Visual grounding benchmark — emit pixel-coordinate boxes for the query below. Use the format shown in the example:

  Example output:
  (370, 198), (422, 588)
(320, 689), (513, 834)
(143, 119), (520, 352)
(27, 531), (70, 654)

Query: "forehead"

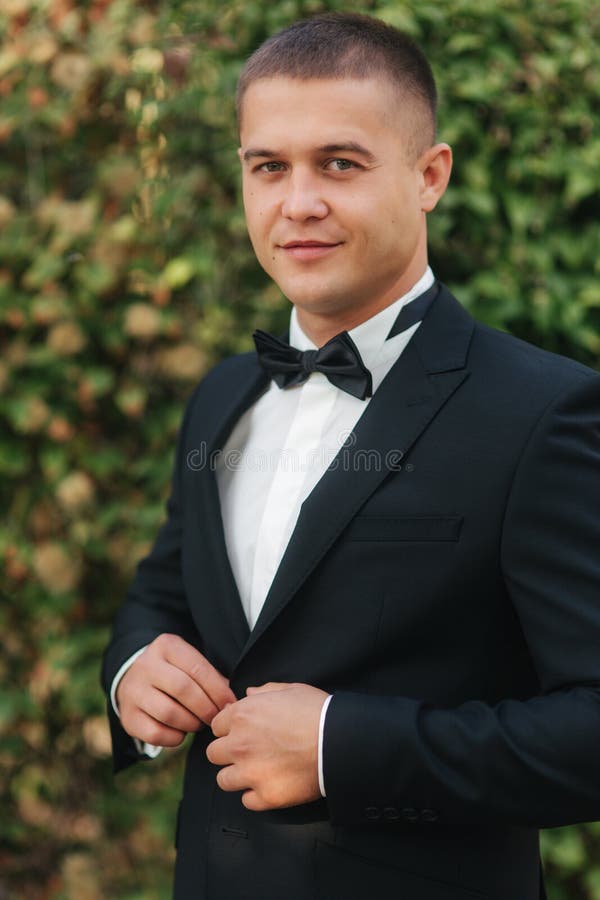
(239, 75), (407, 147)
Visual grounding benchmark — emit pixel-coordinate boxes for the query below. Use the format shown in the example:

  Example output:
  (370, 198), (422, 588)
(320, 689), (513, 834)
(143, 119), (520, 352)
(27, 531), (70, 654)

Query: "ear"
(237, 146), (243, 164)
(418, 143), (452, 212)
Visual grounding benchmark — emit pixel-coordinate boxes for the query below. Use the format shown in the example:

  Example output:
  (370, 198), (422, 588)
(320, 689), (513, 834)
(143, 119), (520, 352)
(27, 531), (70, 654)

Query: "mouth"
(279, 240), (342, 260)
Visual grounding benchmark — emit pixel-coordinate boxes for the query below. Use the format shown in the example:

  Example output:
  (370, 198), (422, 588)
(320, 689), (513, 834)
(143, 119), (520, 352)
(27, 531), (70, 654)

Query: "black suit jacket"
(102, 285), (600, 900)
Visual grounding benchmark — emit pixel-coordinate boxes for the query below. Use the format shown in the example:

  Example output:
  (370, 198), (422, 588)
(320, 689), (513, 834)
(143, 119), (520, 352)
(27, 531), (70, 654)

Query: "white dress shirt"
(111, 267), (435, 788)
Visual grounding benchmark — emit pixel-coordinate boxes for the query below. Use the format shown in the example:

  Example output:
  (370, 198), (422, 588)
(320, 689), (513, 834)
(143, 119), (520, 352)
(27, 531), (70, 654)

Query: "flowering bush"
(0, 0), (598, 896)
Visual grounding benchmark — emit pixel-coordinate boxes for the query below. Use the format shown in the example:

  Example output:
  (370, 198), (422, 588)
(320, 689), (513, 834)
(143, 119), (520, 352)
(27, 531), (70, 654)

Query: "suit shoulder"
(202, 350), (259, 383)
(185, 350), (260, 401)
(469, 319), (599, 396)
(176, 349), (267, 446)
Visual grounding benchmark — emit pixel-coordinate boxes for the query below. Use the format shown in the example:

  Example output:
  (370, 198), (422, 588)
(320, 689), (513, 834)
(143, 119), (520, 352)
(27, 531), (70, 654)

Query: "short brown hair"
(236, 13), (437, 151)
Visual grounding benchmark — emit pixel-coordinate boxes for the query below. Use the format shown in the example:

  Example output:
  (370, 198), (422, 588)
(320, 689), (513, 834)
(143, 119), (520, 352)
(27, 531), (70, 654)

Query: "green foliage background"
(0, 0), (598, 896)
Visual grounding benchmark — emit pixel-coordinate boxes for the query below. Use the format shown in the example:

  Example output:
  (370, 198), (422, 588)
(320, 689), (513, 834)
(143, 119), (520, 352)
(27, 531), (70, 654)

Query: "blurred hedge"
(0, 0), (598, 897)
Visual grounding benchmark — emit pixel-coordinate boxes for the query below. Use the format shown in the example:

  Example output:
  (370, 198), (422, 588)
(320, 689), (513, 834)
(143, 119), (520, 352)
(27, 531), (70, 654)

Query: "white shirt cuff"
(318, 694), (333, 797)
(133, 737), (163, 758)
(110, 645), (162, 759)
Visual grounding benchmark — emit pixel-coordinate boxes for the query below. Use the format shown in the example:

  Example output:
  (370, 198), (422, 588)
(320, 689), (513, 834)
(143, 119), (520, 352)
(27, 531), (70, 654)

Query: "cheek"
(245, 194), (274, 235)
(347, 189), (405, 242)
(244, 211), (269, 254)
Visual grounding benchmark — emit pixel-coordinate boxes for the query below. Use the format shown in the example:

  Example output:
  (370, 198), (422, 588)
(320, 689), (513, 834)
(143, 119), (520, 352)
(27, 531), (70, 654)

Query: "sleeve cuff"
(109, 646), (149, 716)
(133, 737), (163, 758)
(318, 694), (333, 797)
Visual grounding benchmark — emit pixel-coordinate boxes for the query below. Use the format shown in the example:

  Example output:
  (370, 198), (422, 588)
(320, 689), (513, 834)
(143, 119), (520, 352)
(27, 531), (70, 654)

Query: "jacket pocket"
(345, 515), (463, 542)
(314, 840), (486, 900)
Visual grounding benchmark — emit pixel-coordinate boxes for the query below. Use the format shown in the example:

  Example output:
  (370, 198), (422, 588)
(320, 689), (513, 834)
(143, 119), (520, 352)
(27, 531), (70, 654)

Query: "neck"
(295, 261), (429, 347)
(295, 308), (384, 347)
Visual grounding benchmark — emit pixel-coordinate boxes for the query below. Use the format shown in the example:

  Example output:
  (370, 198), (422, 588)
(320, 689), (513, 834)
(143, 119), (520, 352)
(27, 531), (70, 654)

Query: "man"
(102, 13), (600, 900)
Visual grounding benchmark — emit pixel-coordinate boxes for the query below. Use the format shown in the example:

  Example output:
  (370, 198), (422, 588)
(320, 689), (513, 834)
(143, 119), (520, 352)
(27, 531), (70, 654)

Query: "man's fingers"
(205, 736), (231, 766)
(153, 666), (220, 725)
(144, 688), (204, 733)
(241, 790), (270, 812)
(123, 709), (187, 748)
(215, 765), (249, 793)
(157, 634), (237, 710)
(122, 658), (219, 727)
(118, 635), (236, 745)
(210, 702), (234, 738)
(186, 656), (237, 711)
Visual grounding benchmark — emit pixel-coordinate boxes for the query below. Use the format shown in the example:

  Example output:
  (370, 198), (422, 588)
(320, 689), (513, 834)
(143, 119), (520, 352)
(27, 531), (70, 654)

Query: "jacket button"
(401, 807), (420, 822)
(363, 806), (381, 820)
(383, 806), (400, 821)
(420, 809), (439, 823)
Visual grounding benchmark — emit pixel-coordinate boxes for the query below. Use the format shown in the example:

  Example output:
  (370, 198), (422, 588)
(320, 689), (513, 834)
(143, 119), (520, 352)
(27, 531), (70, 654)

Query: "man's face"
(238, 76), (439, 329)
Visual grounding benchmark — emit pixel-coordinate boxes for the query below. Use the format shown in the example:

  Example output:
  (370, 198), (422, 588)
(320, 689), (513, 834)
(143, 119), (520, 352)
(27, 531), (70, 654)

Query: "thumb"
(246, 682), (292, 695)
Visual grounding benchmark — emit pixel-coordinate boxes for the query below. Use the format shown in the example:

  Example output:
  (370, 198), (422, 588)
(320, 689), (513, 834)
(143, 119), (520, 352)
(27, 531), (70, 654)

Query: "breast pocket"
(345, 515), (463, 542)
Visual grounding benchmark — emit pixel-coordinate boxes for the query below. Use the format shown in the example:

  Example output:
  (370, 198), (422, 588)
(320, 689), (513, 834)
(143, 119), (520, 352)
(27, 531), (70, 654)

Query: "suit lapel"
(192, 355), (270, 659)
(237, 286), (475, 661)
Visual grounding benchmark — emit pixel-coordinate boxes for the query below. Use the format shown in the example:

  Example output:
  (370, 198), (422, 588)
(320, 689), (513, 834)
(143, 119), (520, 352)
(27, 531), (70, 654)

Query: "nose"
(281, 170), (328, 221)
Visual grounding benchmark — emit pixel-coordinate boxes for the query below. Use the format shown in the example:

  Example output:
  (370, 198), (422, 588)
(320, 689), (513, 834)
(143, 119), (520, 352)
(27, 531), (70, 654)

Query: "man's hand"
(116, 633), (237, 748)
(206, 682), (329, 811)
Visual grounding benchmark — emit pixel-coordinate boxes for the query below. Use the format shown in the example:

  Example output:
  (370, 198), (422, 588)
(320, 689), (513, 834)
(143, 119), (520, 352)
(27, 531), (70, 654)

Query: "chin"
(288, 295), (347, 316)
(281, 282), (350, 313)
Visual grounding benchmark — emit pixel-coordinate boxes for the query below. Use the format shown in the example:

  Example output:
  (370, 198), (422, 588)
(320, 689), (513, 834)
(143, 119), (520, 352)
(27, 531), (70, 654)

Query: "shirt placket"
(248, 374), (337, 628)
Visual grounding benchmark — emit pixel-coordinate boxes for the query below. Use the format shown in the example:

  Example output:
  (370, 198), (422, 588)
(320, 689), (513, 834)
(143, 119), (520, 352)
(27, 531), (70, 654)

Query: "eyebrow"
(318, 142), (376, 162)
(242, 142), (376, 163)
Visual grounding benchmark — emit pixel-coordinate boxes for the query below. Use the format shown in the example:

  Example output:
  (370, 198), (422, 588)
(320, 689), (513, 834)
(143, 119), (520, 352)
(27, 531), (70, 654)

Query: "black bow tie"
(253, 329), (373, 400)
(253, 282), (441, 401)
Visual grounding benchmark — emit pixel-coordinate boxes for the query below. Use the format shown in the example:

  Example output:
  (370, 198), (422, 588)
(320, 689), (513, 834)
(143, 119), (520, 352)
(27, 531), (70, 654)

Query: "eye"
(325, 158), (359, 172)
(255, 161), (285, 173)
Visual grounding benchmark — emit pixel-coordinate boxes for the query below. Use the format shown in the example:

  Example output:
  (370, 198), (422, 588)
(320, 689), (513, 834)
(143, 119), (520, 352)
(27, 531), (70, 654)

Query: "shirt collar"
(289, 266), (435, 372)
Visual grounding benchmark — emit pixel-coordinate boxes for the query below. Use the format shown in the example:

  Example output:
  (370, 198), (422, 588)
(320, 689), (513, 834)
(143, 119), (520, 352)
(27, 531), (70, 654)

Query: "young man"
(102, 14), (600, 900)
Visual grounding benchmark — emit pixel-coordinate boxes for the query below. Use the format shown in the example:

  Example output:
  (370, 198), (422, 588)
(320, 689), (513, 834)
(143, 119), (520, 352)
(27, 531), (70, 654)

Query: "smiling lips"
(280, 240), (342, 260)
